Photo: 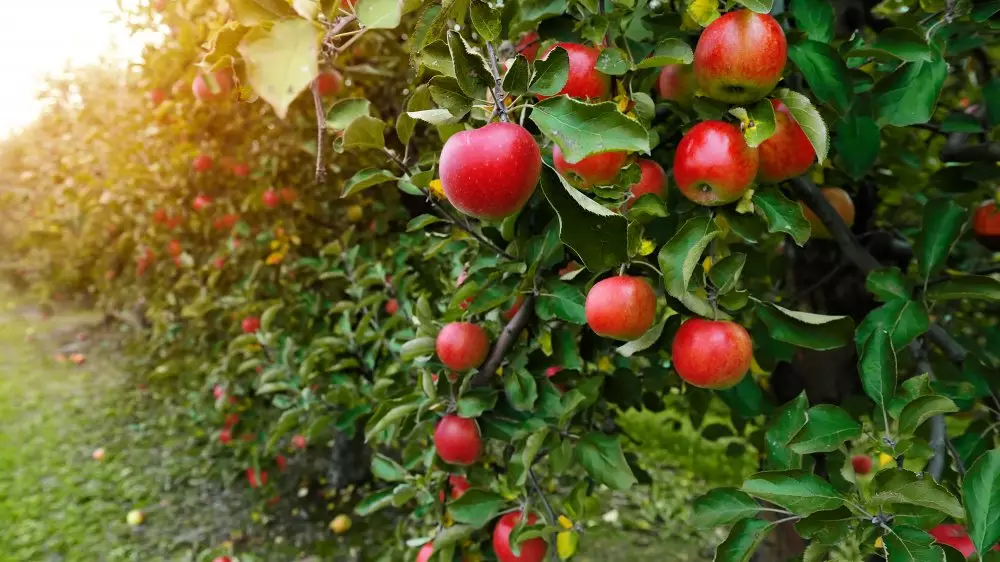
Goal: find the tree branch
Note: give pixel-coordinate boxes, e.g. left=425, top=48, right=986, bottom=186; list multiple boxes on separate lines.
left=485, top=42, right=509, bottom=123
left=471, top=294, right=536, bottom=388
left=909, top=340, right=948, bottom=480
left=941, top=142, right=1000, bottom=163
left=312, top=82, right=326, bottom=184
left=528, top=468, right=560, bottom=562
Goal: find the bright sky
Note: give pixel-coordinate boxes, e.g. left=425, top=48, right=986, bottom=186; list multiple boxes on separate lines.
left=0, top=0, right=147, bottom=138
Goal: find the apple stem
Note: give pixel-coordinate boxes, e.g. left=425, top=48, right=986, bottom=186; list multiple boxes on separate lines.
left=485, top=42, right=510, bottom=123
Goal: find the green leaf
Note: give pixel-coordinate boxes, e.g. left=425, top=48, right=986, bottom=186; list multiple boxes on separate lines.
left=469, top=0, right=500, bottom=42
left=633, top=38, right=694, bottom=69
left=849, top=28, right=933, bottom=63
left=874, top=54, right=947, bottom=128
left=734, top=0, right=774, bottom=14
left=238, top=19, right=321, bottom=119
left=858, top=327, right=896, bottom=415
left=530, top=97, right=650, bottom=163
left=866, top=267, right=910, bottom=302
left=926, top=275, right=1000, bottom=302
left=529, top=46, right=570, bottom=96
left=885, top=525, right=947, bottom=562
left=915, top=198, right=968, bottom=282
left=407, top=108, right=460, bottom=124
left=963, top=449, right=1000, bottom=556
left=575, top=433, right=637, bottom=490
left=357, top=0, right=402, bottom=29
left=504, top=368, right=538, bottom=411
left=456, top=388, right=498, bottom=417
left=898, top=395, right=957, bottom=436
left=791, top=0, right=834, bottom=42
left=448, top=490, right=505, bottom=528
left=616, top=314, right=668, bottom=357
left=789, top=405, right=862, bottom=454
left=200, top=21, right=250, bottom=70
left=354, top=488, right=394, bottom=515
left=371, top=453, right=408, bottom=482
left=730, top=99, right=777, bottom=148
left=796, top=508, right=855, bottom=545
left=714, top=518, right=774, bottom=562
left=834, top=114, right=880, bottom=179
left=342, top=168, right=397, bottom=197
left=429, top=76, right=473, bottom=117
left=888, top=374, right=933, bottom=419
left=406, top=213, right=444, bottom=231
left=503, top=55, right=531, bottom=96
left=742, top=470, right=844, bottom=515
left=872, top=470, right=964, bottom=520
left=538, top=165, right=629, bottom=272
left=855, top=299, right=929, bottom=350
left=765, top=392, right=808, bottom=470
left=773, top=89, right=830, bottom=163
left=365, top=402, right=420, bottom=441
left=753, top=189, right=812, bottom=246
left=691, top=488, right=761, bottom=528
left=325, top=98, right=372, bottom=130
left=709, top=253, right=747, bottom=294
left=433, top=524, right=476, bottom=548
left=420, top=41, right=455, bottom=77
left=627, top=193, right=669, bottom=223
left=788, top=41, right=853, bottom=113
left=755, top=304, right=854, bottom=351
left=657, top=216, right=722, bottom=318
left=595, top=48, right=631, bottom=76
left=400, top=337, right=436, bottom=361
left=535, top=280, right=587, bottom=324
left=343, top=115, right=386, bottom=150
left=447, top=31, right=491, bottom=98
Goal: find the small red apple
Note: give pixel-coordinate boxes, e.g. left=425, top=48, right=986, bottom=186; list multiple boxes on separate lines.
left=627, top=159, right=668, bottom=207
left=219, top=429, right=232, bottom=445
left=213, top=213, right=239, bottom=231
left=167, top=239, right=182, bottom=257
left=213, top=385, right=225, bottom=399
left=192, top=70, right=233, bottom=102
left=851, top=455, right=872, bottom=475
left=930, top=524, right=1000, bottom=557
left=246, top=468, right=268, bottom=488
left=434, top=414, right=482, bottom=465
left=262, top=189, right=280, bottom=209
left=436, top=322, right=489, bottom=371
left=439, top=122, right=541, bottom=220
left=657, top=64, right=696, bottom=106
left=538, top=43, right=611, bottom=101
left=224, top=413, right=240, bottom=428
left=438, top=474, right=472, bottom=502
left=192, top=154, right=213, bottom=173
left=502, top=295, right=525, bottom=321
left=149, top=88, right=167, bottom=106
left=416, top=543, right=436, bottom=562
left=671, top=318, right=752, bottom=389
left=585, top=276, right=657, bottom=341
left=756, top=99, right=815, bottom=183
left=493, top=512, right=547, bottom=562
left=973, top=200, right=1000, bottom=250
left=673, top=120, right=758, bottom=206
left=516, top=31, right=541, bottom=62
left=799, top=187, right=855, bottom=240
left=231, top=162, right=251, bottom=178
left=546, top=366, right=562, bottom=377
left=385, top=298, right=399, bottom=315
left=153, top=0, right=167, bottom=11
left=192, top=194, right=213, bottom=212
left=292, top=434, right=307, bottom=449
left=152, top=208, right=168, bottom=224
left=279, top=187, right=298, bottom=204
left=315, top=70, right=343, bottom=96
left=213, top=557, right=232, bottom=562
left=693, top=10, right=787, bottom=103
left=242, top=316, right=261, bottom=334
left=552, top=144, right=627, bottom=189
left=213, top=256, right=226, bottom=269
left=276, top=455, right=287, bottom=472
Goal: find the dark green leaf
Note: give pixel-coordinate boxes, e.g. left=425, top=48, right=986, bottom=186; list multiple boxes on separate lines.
left=755, top=304, right=854, bottom=350
left=529, top=46, right=570, bottom=96
left=796, top=508, right=855, bottom=545
left=343, top=168, right=398, bottom=197
left=789, top=405, right=862, bottom=454
left=575, top=433, right=637, bottom=490
left=503, top=55, right=531, bottom=96
left=872, top=470, right=964, bottom=520
left=429, top=76, right=473, bottom=116
left=765, top=393, right=809, bottom=470
left=884, top=525, right=947, bottom=562
left=788, top=41, right=853, bottom=113
left=857, top=327, right=896, bottom=415
left=448, top=490, right=505, bottom=528
left=447, top=31, right=491, bottom=98
left=535, top=280, right=587, bottom=324
left=866, top=267, right=910, bottom=302
left=963, top=450, right=1000, bottom=556
left=834, top=114, right=880, bottom=179
left=343, top=115, right=386, bottom=150
left=855, top=299, right=929, bottom=350
left=709, top=253, right=747, bottom=294
left=355, top=488, right=395, bottom=515
left=898, top=395, right=957, bottom=436
left=407, top=213, right=444, bottom=231
left=457, top=388, right=498, bottom=417
left=742, top=470, right=844, bottom=515
left=325, top=98, right=372, bottom=129
left=626, top=193, right=669, bottom=223
left=874, top=54, right=947, bottom=127
left=915, top=198, right=968, bottom=282
left=714, top=518, right=774, bottom=562
left=595, top=47, right=631, bottom=75
left=433, top=523, right=476, bottom=548
left=657, top=216, right=722, bottom=318
left=371, top=453, right=408, bottom=482
left=926, top=275, right=1000, bottom=303
left=530, top=97, right=650, bottom=162
left=504, top=368, right=538, bottom=411
left=940, top=113, right=983, bottom=133
left=616, top=314, right=667, bottom=357
left=791, top=0, right=835, bottom=43
left=849, top=28, right=933, bottom=63
left=469, top=0, right=500, bottom=42
left=633, top=38, right=694, bottom=69
left=753, top=189, right=812, bottom=246
left=692, top=488, right=761, bottom=528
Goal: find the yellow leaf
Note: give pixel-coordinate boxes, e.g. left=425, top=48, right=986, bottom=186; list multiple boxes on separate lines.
left=878, top=452, right=894, bottom=467
left=558, top=515, right=573, bottom=529
left=429, top=179, right=446, bottom=199
left=875, top=537, right=884, bottom=549
left=735, top=188, right=755, bottom=214
left=638, top=239, right=656, bottom=256
left=597, top=356, right=613, bottom=373
left=685, top=0, right=719, bottom=27
left=703, top=256, right=713, bottom=272
left=557, top=531, right=579, bottom=560
left=266, top=252, right=286, bottom=265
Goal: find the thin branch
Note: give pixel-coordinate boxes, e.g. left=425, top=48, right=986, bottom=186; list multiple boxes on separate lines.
left=471, top=294, right=536, bottom=387
left=909, top=340, right=948, bottom=480
left=927, top=265, right=1000, bottom=286
left=528, top=468, right=560, bottom=562
left=485, top=42, right=509, bottom=123
left=311, top=82, right=326, bottom=184
left=941, top=142, right=1000, bottom=163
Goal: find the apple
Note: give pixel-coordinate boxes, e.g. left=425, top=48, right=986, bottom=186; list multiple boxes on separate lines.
left=502, top=295, right=525, bottom=321
left=657, top=64, right=696, bottom=106
left=693, top=10, right=787, bottom=104
left=242, top=316, right=261, bottom=334
left=292, top=434, right=307, bottom=449
left=552, top=144, right=627, bottom=189
left=973, top=200, right=1000, bottom=250
left=627, top=159, right=668, bottom=207
left=212, top=557, right=232, bottom=562
left=757, top=99, right=815, bottom=183
left=152, top=208, right=168, bottom=224
left=315, top=70, right=343, bottom=96
left=799, top=187, right=855, bottom=240
left=192, top=154, right=213, bottom=173
left=438, top=474, right=472, bottom=502
left=346, top=204, right=364, bottom=222
left=516, top=31, right=542, bottom=62
left=92, top=448, right=106, bottom=461
left=262, top=189, right=280, bottom=209
left=167, top=239, right=182, bottom=257
left=436, top=322, right=489, bottom=371
left=673, top=120, right=758, bottom=206
left=279, top=187, right=297, bottom=204
left=126, top=509, right=145, bottom=526
left=219, top=429, right=232, bottom=445
left=538, top=43, right=610, bottom=101
left=213, top=256, right=226, bottom=269
left=385, top=298, right=399, bottom=315
left=213, top=213, right=239, bottom=231
left=192, top=195, right=213, bottom=213
left=153, top=0, right=167, bottom=11
left=246, top=468, right=268, bottom=488
left=434, top=414, right=482, bottom=465
left=930, top=524, right=1000, bottom=557
left=493, top=512, right=547, bottom=562
left=213, top=384, right=225, bottom=399
left=231, top=162, right=251, bottom=178
left=192, top=70, right=233, bottom=101
left=149, top=88, right=166, bottom=106
left=329, top=514, right=352, bottom=534
left=851, top=455, right=872, bottom=475
left=439, top=122, right=541, bottom=220
left=223, top=413, right=240, bottom=428
left=671, top=318, right=752, bottom=389
left=585, top=276, right=657, bottom=340
left=276, top=455, right=287, bottom=472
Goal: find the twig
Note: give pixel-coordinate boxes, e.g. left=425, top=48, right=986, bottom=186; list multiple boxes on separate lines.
left=941, top=142, right=1000, bottom=162
left=485, top=42, right=509, bottom=123
left=311, top=82, right=326, bottom=184
left=471, top=294, right=536, bottom=387
left=528, top=468, right=560, bottom=562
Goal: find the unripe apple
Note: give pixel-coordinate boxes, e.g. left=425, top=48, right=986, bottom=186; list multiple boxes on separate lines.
left=799, top=187, right=855, bottom=240
left=192, top=70, right=233, bottom=101
left=851, top=455, right=872, bottom=475
left=438, top=474, right=472, bottom=501
left=231, top=162, right=251, bottom=178
left=292, top=434, right=307, bottom=449
left=552, top=144, right=627, bottom=189
left=149, top=88, right=166, bottom=106
left=538, top=43, right=611, bottom=101
left=242, top=316, right=261, bottom=334
left=439, top=122, right=541, bottom=220
left=126, top=509, right=145, bottom=526
left=973, top=200, right=1000, bottom=250
left=693, top=10, right=787, bottom=104
left=330, top=514, right=352, bottom=534
left=279, top=187, right=297, bottom=204
left=192, top=154, right=213, bottom=173
left=673, top=120, right=758, bottom=206
left=516, top=31, right=542, bottom=62
left=493, top=512, right=547, bottom=562
left=585, top=276, right=656, bottom=341
left=385, top=298, right=399, bottom=315
left=436, top=322, right=489, bottom=371
left=627, top=159, right=668, bottom=207
left=757, top=99, right=815, bottom=183
left=434, top=414, right=483, bottom=465
left=346, top=204, right=364, bottom=222
left=315, top=70, right=343, bottom=96
left=262, top=189, right=280, bottom=209
left=502, top=295, right=525, bottom=321
left=657, top=64, right=696, bottom=106
left=671, top=318, right=752, bottom=389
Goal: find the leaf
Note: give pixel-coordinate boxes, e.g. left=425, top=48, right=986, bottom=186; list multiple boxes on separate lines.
left=855, top=299, right=930, bottom=350
left=940, top=113, right=983, bottom=133
left=503, top=55, right=531, bottom=96
left=200, top=21, right=250, bottom=70
left=773, top=89, right=830, bottom=163
left=357, top=0, right=402, bottom=29
left=898, top=395, right=957, bottom=436
left=926, top=276, right=1000, bottom=302
left=238, top=19, right=322, bottom=119
left=872, top=470, right=964, bottom=520
left=365, top=402, right=419, bottom=440
left=857, top=327, right=896, bottom=415
left=406, top=214, right=444, bottom=231
left=400, top=337, right=436, bottom=361
left=742, top=470, right=844, bottom=515
left=595, top=48, right=631, bottom=76
left=447, top=31, right=491, bottom=98
left=448, top=490, right=505, bottom=528
left=764, top=392, right=808, bottom=470
left=429, top=76, right=473, bottom=117
left=530, top=97, right=650, bottom=163
left=343, top=115, right=386, bottom=150
left=791, top=0, right=835, bottom=43
left=753, top=189, right=811, bottom=246
left=885, top=525, right=946, bottom=562
left=535, top=281, right=587, bottom=324
left=504, top=368, right=538, bottom=411
left=874, top=53, right=947, bottom=128
left=456, top=388, right=498, bottom=417
left=963, top=449, right=1000, bottom=556
left=691, top=488, right=761, bottom=528
left=433, top=524, right=476, bottom=548
left=633, top=38, right=694, bottom=69
left=616, top=314, right=668, bottom=357
left=709, top=253, right=747, bottom=294
left=469, top=0, right=500, bottom=43
left=371, top=453, right=408, bottom=482
left=755, top=304, right=854, bottom=350
left=326, top=98, right=372, bottom=130
left=530, top=46, right=570, bottom=96
left=575, top=433, right=637, bottom=490
left=915, top=198, right=968, bottom=282
left=354, top=488, right=394, bottom=515
left=407, top=109, right=459, bottom=124
left=714, top=518, right=773, bottom=562
left=229, top=0, right=297, bottom=25
left=657, top=216, right=721, bottom=317
left=834, top=114, right=880, bottom=179
left=867, top=267, right=910, bottom=302
left=538, top=166, right=630, bottom=272
left=420, top=41, right=455, bottom=77
left=342, top=168, right=397, bottom=197
left=734, top=0, right=774, bottom=14
left=849, top=28, right=934, bottom=63
left=730, top=99, right=776, bottom=148
left=788, top=41, right=853, bottom=113
left=789, top=405, right=862, bottom=454
left=686, top=0, right=720, bottom=26
left=796, top=508, right=855, bottom=545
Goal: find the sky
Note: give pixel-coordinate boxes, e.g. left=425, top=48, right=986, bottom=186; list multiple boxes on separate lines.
left=0, top=0, right=146, bottom=138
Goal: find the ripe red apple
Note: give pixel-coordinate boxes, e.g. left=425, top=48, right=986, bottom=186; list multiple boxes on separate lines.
left=586, top=276, right=657, bottom=340
left=493, top=512, right=547, bottom=562
left=673, top=120, right=758, bottom=206
left=438, top=474, right=472, bottom=502
left=657, top=64, right=696, bottom=106
left=192, top=70, right=233, bottom=101
left=694, top=10, right=786, bottom=104
left=315, top=70, right=343, bottom=96
left=416, top=543, right=436, bottom=562
left=262, top=189, right=280, bottom=209
left=546, top=366, right=562, bottom=377
left=538, top=43, right=611, bottom=101
left=930, top=524, right=1000, bottom=557
left=149, top=88, right=167, bottom=106
left=276, top=455, right=287, bottom=472
left=502, top=295, right=525, bottom=321
left=231, top=162, right=251, bottom=178
left=439, top=122, right=541, bottom=220
left=224, top=413, right=239, bottom=428
left=292, top=434, right=307, bottom=449
left=757, top=99, right=815, bottom=183
left=192, top=154, right=213, bottom=173
left=671, top=318, right=752, bottom=389
left=213, top=256, right=226, bottom=269
left=192, top=194, right=213, bottom=212
left=973, top=200, right=1000, bottom=250
left=851, top=455, right=872, bottom=475
left=436, top=322, right=489, bottom=371
left=152, top=208, right=168, bottom=224
left=242, top=316, right=261, bottom=334
left=799, top=187, right=855, bottom=240
left=516, top=31, right=541, bottom=62
left=167, top=239, right=182, bottom=257
left=385, top=298, right=399, bottom=315
left=213, top=384, right=225, bottom=399
left=246, top=468, right=268, bottom=488
left=627, top=159, right=668, bottom=207
left=279, top=187, right=298, bottom=204
left=213, top=557, right=232, bottom=562
left=552, top=144, right=627, bottom=189
left=434, top=414, right=482, bottom=465
left=153, top=0, right=167, bottom=11
left=213, top=213, right=239, bottom=231
left=219, top=429, right=232, bottom=445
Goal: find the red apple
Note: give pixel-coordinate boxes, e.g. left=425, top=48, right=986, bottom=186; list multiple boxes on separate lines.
left=502, top=295, right=525, bottom=321
left=292, top=434, right=307, bottom=449
left=516, top=31, right=541, bottom=62
left=213, top=385, right=225, bottom=399
left=416, top=543, right=436, bottom=562
left=167, top=239, right=182, bottom=257
left=152, top=208, right=168, bottom=224
left=279, top=187, right=298, bottom=204
left=493, top=512, right=547, bottom=562
left=434, top=414, right=482, bottom=465
left=673, top=120, right=758, bottom=206
left=657, top=64, right=696, bottom=106
left=153, top=0, right=167, bottom=11
left=930, top=524, right=1000, bottom=557
left=799, top=187, right=855, bottom=240
left=757, top=99, right=815, bottom=183
left=973, top=200, right=1000, bottom=250
left=693, top=10, right=787, bottom=103
left=436, top=322, right=489, bottom=371
left=315, top=70, right=343, bottom=96
left=627, top=159, right=668, bottom=207
left=149, top=88, right=166, bottom=106
left=224, top=413, right=240, bottom=428
left=213, top=213, right=239, bottom=231
left=546, top=366, right=562, bottom=377
left=276, top=455, right=287, bottom=471
left=192, top=194, right=213, bottom=212
left=439, top=122, right=541, bottom=220
left=246, top=468, right=268, bottom=488
left=671, top=318, right=752, bottom=389
left=438, top=474, right=472, bottom=502
left=192, top=154, right=213, bottom=173
left=552, top=144, right=627, bottom=189
left=192, top=70, right=233, bottom=101
left=231, top=162, right=251, bottom=178
left=219, top=429, right=232, bottom=445
left=213, top=557, right=232, bottom=562
left=585, top=276, right=657, bottom=340
left=851, top=455, right=872, bottom=475
left=538, top=43, right=611, bottom=101
left=385, top=298, right=399, bottom=315
left=242, top=316, right=261, bottom=334
left=213, top=256, right=226, bottom=269
left=262, top=189, right=280, bottom=209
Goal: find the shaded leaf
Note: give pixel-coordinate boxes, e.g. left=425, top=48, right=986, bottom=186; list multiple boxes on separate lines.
left=753, top=189, right=811, bottom=246
left=755, top=304, right=854, bottom=350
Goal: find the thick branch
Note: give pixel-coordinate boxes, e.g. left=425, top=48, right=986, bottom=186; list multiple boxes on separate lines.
left=471, top=294, right=536, bottom=387
left=941, top=142, right=1000, bottom=163
left=909, top=340, right=948, bottom=480
left=485, top=42, right=509, bottom=123
left=312, top=82, right=326, bottom=184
